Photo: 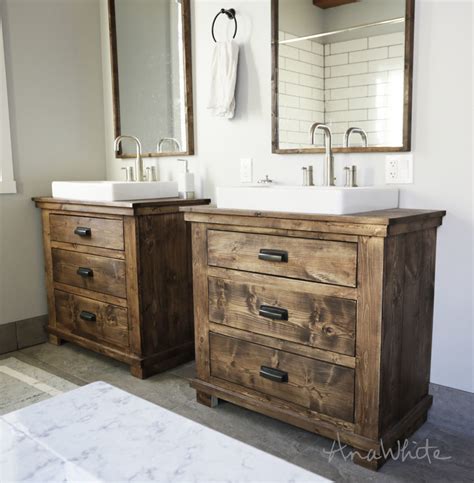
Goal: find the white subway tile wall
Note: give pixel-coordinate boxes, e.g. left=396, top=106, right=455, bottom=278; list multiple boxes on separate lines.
left=278, top=30, right=405, bottom=148
left=278, top=31, right=325, bottom=149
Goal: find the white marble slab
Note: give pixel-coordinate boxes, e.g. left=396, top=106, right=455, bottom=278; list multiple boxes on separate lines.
left=0, top=417, right=66, bottom=482
left=2, top=381, right=330, bottom=482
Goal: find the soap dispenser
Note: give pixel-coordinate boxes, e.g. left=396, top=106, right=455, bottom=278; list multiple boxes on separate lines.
left=177, top=159, right=195, bottom=199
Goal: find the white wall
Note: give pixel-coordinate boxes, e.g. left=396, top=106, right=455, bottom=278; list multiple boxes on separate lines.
left=0, top=0, right=106, bottom=325
left=0, top=12, right=15, bottom=194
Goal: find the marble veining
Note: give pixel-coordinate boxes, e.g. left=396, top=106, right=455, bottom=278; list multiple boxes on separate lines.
left=1, top=381, right=330, bottom=482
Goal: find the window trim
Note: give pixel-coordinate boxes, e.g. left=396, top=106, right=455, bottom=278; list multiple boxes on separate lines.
left=0, top=14, right=16, bottom=195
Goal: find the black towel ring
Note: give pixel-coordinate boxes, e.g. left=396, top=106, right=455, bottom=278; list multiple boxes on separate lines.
left=211, top=8, right=237, bottom=43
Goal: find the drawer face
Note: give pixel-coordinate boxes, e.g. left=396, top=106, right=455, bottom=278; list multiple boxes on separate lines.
left=52, top=249, right=127, bottom=298
left=209, top=277, right=356, bottom=356
left=210, top=333, right=354, bottom=421
left=50, top=214, right=124, bottom=250
left=55, top=290, right=129, bottom=348
left=207, top=230, right=357, bottom=287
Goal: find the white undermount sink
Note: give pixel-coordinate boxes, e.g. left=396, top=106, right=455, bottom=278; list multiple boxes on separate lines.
left=52, top=181, right=178, bottom=202
left=216, top=185, right=399, bottom=215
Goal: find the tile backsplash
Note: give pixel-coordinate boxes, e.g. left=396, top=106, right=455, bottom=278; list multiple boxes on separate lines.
left=278, top=31, right=405, bottom=149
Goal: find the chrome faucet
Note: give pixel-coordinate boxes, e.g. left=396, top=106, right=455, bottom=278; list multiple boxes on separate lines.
left=114, top=135, right=144, bottom=182
left=157, top=137, right=182, bottom=153
left=309, top=123, right=335, bottom=186
left=344, top=127, right=368, bottom=148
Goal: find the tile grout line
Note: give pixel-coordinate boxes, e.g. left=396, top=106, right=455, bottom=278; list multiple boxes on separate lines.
left=0, top=365, right=63, bottom=397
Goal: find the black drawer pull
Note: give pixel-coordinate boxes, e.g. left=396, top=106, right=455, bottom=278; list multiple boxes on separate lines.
left=77, top=267, right=93, bottom=278
left=259, top=305, right=288, bottom=321
left=260, top=366, right=288, bottom=383
left=74, top=226, right=91, bottom=237
left=79, top=311, right=96, bottom=322
left=258, top=249, right=288, bottom=263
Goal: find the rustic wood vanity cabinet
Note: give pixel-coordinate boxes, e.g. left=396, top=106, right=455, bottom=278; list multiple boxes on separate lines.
left=183, top=207, right=445, bottom=469
left=34, top=197, right=210, bottom=378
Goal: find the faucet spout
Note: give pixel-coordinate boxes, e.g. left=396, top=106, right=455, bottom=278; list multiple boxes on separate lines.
left=309, top=123, right=335, bottom=186
left=157, top=137, right=182, bottom=153
left=344, top=127, right=368, bottom=148
left=114, top=135, right=144, bottom=182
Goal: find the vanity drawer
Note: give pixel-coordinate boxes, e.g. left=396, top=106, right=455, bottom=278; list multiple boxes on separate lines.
left=207, top=230, right=357, bottom=287
left=52, top=249, right=127, bottom=298
left=50, top=214, right=124, bottom=251
left=208, top=277, right=356, bottom=356
left=209, top=333, right=354, bottom=421
left=55, top=290, right=129, bottom=349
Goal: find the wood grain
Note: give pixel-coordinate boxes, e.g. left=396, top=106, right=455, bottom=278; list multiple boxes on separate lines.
left=187, top=207, right=445, bottom=470
left=354, top=236, right=384, bottom=439
left=208, top=230, right=357, bottom=287
left=192, top=378, right=379, bottom=451
left=36, top=199, right=210, bottom=379
left=210, top=332, right=355, bottom=421
left=191, top=223, right=210, bottom=381
left=137, top=213, right=195, bottom=357
left=208, top=266, right=357, bottom=299
left=209, top=322, right=356, bottom=368
left=183, top=206, right=446, bottom=229
left=124, top=216, right=142, bottom=355
left=55, top=290, right=129, bottom=349
left=186, top=212, right=388, bottom=237
left=52, top=249, right=127, bottom=299
left=208, top=276, right=356, bottom=355
left=50, top=214, right=124, bottom=250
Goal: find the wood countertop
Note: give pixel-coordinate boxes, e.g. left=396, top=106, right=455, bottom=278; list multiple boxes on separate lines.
left=33, top=197, right=211, bottom=216
left=180, top=206, right=446, bottom=237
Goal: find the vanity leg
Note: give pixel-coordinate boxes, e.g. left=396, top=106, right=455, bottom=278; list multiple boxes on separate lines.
left=196, top=390, right=220, bottom=408
left=48, top=335, right=64, bottom=346
left=352, top=452, right=387, bottom=471
left=130, top=363, right=147, bottom=379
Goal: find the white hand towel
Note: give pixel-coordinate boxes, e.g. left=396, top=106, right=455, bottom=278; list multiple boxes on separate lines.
left=207, top=40, right=239, bottom=119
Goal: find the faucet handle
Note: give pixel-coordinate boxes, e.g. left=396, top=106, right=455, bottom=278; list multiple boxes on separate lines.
left=121, top=166, right=133, bottom=182
left=146, top=166, right=157, bottom=182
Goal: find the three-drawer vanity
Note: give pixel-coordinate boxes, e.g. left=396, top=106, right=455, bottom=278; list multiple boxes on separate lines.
left=34, top=197, right=210, bottom=378
left=183, top=206, right=446, bottom=469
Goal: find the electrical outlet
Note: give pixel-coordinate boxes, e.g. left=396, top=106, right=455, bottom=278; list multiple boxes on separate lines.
left=240, top=158, right=253, bottom=183
left=385, top=154, right=414, bottom=184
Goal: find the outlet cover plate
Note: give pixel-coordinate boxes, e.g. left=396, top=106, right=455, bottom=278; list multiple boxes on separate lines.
left=385, top=154, right=414, bottom=184
left=240, top=158, right=253, bottom=183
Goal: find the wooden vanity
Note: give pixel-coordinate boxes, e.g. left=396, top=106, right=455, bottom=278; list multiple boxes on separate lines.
left=34, top=197, right=210, bottom=378
left=183, top=206, right=445, bottom=469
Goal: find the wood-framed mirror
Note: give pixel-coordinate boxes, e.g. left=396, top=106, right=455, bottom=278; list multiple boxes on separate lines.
left=108, top=0, right=194, bottom=158
left=272, top=0, right=414, bottom=153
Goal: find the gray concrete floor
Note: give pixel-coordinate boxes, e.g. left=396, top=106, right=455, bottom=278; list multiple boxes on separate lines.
left=2, top=342, right=473, bottom=482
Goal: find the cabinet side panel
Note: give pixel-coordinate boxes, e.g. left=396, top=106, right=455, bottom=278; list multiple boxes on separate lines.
left=398, top=228, right=437, bottom=417
left=191, top=223, right=210, bottom=380
left=138, top=213, right=194, bottom=356
left=355, top=236, right=384, bottom=439
left=380, top=234, right=406, bottom=432
left=40, top=210, right=57, bottom=330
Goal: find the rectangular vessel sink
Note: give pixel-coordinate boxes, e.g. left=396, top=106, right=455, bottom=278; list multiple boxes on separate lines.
left=216, top=185, right=399, bottom=215
left=52, top=181, right=178, bottom=202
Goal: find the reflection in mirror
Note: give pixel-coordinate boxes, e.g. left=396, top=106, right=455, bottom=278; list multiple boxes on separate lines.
left=272, top=0, right=413, bottom=153
left=109, top=0, right=193, bottom=157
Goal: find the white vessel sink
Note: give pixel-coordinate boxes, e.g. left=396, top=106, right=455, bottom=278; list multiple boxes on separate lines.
left=52, top=181, right=178, bottom=202
left=216, top=185, right=399, bottom=215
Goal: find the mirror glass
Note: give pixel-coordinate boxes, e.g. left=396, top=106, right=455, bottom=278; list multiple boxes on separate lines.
left=273, top=0, right=412, bottom=152
left=109, top=0, right=193, bottom=157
